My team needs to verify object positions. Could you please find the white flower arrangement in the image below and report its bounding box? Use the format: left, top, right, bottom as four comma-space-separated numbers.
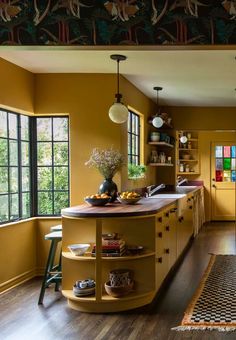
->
85, 147, 124, 179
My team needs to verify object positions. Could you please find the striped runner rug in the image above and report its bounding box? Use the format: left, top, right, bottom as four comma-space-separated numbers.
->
172, 255, 236, 332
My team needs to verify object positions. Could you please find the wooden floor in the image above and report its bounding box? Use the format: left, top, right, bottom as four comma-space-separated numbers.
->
1, 222, 236, 340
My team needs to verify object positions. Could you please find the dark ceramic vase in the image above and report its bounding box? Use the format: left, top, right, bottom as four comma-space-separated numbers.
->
99, 178, 118, 202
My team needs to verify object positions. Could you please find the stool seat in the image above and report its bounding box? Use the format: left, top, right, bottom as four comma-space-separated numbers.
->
45, 231, 62, 240
50, 224, 62, 232
38, 230, 62, 304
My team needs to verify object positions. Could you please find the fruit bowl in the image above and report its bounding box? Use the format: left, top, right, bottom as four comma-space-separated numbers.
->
117, 191, 141, 205
85, 197, 110, 206
117, 196, 141, 205
84, 193, 110, 206
104, 280, 134, 298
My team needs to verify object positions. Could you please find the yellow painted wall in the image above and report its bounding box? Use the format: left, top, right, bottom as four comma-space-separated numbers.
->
0, 219, 36, 292
168, 107, 236, 130
0, 57, 34, 114
34, 73, 156, 203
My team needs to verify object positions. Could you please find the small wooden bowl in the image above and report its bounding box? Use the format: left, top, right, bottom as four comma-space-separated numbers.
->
84, 197, 110, 206
104, 280, 134, 298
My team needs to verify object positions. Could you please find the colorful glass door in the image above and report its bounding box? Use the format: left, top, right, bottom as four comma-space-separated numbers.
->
211, 142, 236, 220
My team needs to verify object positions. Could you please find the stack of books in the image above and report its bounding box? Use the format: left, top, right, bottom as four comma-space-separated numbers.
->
92, 238, 126, 257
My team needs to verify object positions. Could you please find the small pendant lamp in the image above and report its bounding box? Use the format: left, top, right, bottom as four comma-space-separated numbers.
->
152, 86, 164, 128
108, 54, 129, 124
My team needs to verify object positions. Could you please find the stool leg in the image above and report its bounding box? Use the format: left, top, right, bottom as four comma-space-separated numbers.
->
55, 245, 62, 292
38, 240, 58, 305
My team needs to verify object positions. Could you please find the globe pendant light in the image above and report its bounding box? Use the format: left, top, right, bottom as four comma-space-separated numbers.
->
152, 86, 164, 128
108, 54, 129, 124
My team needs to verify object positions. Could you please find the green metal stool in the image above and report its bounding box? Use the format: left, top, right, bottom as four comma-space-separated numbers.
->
38, 231, 62, 304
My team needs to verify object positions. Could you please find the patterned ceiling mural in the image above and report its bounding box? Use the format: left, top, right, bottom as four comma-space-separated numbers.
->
0, 1, 236, 45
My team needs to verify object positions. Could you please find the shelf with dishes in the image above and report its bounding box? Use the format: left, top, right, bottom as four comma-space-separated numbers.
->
61, 215, 157, 312
148, 141, 174, 148
176, 131, 200, 176
149, 163, 174, 167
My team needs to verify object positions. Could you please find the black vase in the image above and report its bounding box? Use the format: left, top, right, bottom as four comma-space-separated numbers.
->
99, 178, 118, 202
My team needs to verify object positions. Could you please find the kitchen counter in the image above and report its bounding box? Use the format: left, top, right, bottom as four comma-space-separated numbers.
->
61, 185, 203, 313
62, 186, 202, 218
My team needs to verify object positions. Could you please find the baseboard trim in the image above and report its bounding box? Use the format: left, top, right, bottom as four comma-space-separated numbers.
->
0, 269, 36, 294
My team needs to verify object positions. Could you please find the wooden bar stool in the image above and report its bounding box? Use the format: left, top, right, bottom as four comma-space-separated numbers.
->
38, 231, 62, 304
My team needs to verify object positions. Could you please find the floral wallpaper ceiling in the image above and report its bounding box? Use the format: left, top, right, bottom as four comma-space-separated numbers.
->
0, 0, 236, 45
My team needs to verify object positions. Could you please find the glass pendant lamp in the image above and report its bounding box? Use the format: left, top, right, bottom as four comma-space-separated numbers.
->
108, 54, 129, 124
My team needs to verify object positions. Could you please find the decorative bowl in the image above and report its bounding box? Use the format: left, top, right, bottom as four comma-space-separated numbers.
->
182, 154, 191, 160
104, 280, 134, 298
84, 197, 110, 206
68, 243, 90, 256
117, 196, 141, 205
73, 284, 95, 297
126, 245, 144, 255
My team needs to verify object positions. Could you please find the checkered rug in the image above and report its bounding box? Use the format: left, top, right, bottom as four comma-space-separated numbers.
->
172, 255, 236, 332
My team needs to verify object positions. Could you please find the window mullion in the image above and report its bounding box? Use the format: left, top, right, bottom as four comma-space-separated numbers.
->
18, 115, 22, 218
30, 117, 37, 217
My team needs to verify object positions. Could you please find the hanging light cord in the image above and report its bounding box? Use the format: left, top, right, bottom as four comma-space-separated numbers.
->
116, 59, 121, 103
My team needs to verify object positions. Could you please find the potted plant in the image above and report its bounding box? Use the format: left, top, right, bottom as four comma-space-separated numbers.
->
128, 163, 146, 180
85, 147, 124, 201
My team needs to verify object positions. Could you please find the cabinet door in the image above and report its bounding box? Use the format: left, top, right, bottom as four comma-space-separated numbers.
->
168, 207, 177, 269
155, 213, 169, 290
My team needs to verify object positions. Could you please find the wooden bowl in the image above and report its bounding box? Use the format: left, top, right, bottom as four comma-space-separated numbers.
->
117, 196, 141, 205
104, 280, 134, 298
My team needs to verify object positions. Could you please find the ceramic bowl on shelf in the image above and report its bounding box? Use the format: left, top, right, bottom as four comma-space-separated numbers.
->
84, 197, 110, 206
73, 284, 95, 297
68, 243, 90, 256
104, 280, 134, 298
126, 245, 144, 255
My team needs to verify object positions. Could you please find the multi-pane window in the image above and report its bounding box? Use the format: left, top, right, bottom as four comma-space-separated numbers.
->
0, 109, 70, 224
0, 111, 30, 223
36, 117, 69, 215
215, 145, 236, 182
127, 111, 140, 165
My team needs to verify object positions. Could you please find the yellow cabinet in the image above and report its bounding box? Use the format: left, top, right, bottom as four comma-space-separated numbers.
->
155, 204, 177, 290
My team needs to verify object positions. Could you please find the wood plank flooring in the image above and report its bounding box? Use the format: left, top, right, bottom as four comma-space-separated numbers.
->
1, 222, 236, 340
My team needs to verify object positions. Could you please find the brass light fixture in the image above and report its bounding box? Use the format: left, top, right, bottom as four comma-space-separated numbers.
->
152, 86, 164, 128
108, 54, 129, 124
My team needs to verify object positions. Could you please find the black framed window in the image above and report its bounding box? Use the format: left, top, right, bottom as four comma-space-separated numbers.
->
36, 117, 69, 216
0, 109, 70, 224
0, 110, 31, 223
128, 110, 140, 165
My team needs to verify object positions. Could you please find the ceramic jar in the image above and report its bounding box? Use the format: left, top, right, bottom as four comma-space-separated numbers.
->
150, 132, 160, 142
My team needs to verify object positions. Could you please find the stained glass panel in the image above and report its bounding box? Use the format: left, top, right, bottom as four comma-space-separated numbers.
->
223, 158, 231, 170
231, 159, 236, 170
224, 146, 231, 158
216, 170, 223, 182
215, 158, 223, 170
215, 146, 222, 158
223, 171, 231, 181
231, 146, 236, 158
232, 171, 236, 182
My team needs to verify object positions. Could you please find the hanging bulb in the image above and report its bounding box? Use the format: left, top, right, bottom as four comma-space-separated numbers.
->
108, 54, 128, 124
109, 102, 129, 124
152, 86, 164, 128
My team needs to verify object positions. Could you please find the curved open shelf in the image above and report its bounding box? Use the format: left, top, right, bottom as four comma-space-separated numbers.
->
62, 251, 95, 261
62, 290, 96, 301
101, 251, 155, 261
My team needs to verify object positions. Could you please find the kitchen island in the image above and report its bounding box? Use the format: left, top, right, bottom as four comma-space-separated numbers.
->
61, 187, 202, 313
